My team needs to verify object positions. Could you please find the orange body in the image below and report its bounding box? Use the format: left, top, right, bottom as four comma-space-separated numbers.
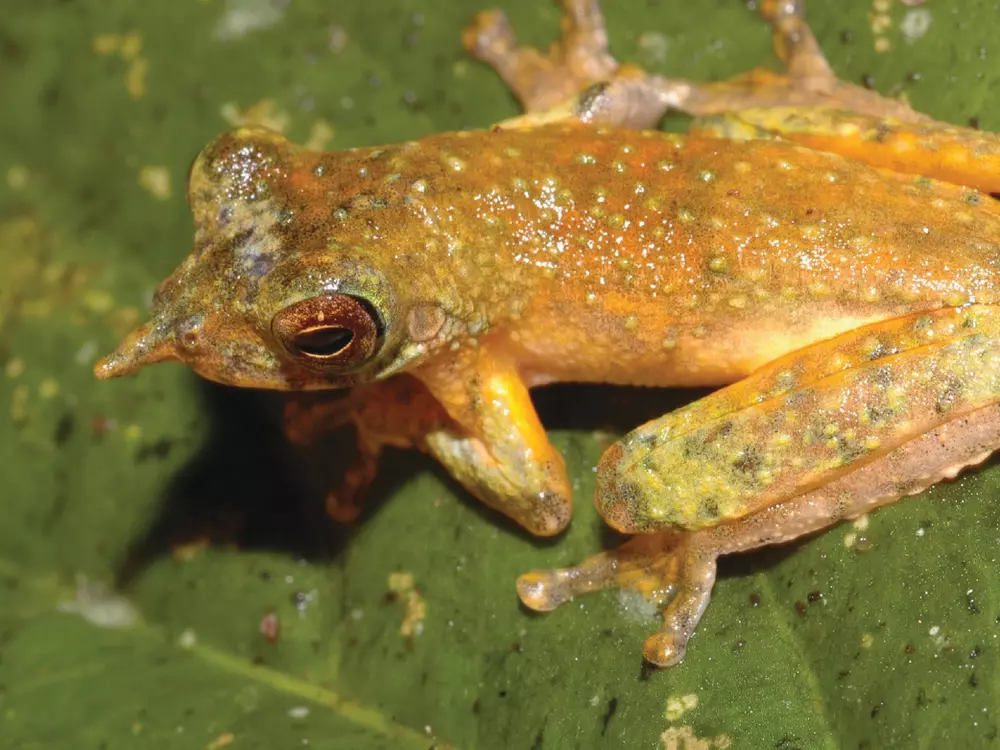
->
94, 0, 1000, 668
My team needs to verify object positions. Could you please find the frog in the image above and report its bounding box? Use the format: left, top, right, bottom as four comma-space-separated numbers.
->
94, 0, 1000, 666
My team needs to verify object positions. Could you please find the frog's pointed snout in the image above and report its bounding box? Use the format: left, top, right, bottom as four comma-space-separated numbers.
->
93, 321, 177, 380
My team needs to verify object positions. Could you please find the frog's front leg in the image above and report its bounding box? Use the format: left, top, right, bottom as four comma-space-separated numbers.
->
520, 306, 1000, 665
414, 346, 573, 536
288, 363, 572, 536
284, 377, 443, 523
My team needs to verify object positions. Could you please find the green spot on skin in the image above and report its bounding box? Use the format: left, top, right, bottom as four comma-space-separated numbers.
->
708, 256, 727, 273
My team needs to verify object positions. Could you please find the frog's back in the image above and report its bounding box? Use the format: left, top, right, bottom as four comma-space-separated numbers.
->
418, 123, 1000, 302
292, 123, 1000, 313
401, 124, 1000, 384
288, 123, 1000, 386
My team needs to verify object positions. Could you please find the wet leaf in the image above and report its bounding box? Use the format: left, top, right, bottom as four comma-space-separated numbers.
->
3, 1, 1000, 748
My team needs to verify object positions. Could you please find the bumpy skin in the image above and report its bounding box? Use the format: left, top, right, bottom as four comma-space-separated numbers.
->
95, 0, 1000, 664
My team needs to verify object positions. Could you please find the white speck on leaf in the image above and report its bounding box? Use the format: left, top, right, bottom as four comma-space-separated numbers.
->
57, 575, 139, 629
616, 588, 659, 623
178, 628, 198, 649
214, 0, 287, 42
900, 9, 932, 43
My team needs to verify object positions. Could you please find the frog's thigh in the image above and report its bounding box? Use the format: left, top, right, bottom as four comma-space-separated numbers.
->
598, 306, 1000, 535
521, 402, 1000, 666
416, 349, 572, 536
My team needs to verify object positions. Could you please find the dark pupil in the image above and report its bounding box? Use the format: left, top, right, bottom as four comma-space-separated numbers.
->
294, 327, 354, 358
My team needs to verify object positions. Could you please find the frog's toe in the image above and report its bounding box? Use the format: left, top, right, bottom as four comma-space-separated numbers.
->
643, 631, 687, 667
516, 569, 575, 611
529, 490, 573, 536
517, 544, 621, 611
462, 9, 517, 72
641, 603, 708, 667
325, 490, 364, 524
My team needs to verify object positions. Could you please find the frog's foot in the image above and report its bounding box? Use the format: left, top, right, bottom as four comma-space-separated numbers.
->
465, 0, 686, 130
463, 0, 618, 115
678, 0, 922, 122
284, 378, 452, 525
518, 532, 715, 666
759, 0, 834, 84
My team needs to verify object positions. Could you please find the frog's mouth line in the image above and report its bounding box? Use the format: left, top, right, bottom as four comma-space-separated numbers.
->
94, 321, 176, 380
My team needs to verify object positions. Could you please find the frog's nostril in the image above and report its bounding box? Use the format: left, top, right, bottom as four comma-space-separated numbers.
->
177, 315, 204, 351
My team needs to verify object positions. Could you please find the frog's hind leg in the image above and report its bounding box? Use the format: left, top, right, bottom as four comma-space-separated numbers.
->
520, 305, 1000, 666
521, 403, 1000, 666
465, 0, 930, 131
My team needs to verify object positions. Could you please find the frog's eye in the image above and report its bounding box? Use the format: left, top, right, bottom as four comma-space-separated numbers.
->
272, 294, 383, 369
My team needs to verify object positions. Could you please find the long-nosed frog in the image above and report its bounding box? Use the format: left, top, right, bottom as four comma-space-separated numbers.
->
96, 0, 1000, 665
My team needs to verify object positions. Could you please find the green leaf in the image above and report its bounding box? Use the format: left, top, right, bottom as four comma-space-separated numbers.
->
2, 0, 1000, 747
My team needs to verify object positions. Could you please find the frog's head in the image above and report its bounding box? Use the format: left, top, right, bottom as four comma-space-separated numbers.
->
94, 127, 436, 390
